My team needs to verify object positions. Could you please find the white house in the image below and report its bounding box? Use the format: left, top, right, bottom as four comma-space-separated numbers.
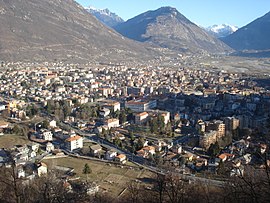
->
115, 154, 127, 164
100, 100, 121, 112
46, 142, 55, 152
0, 103, 6, 111
161, 111, 170, 125
135, 112, 149, 125
99, 108, 110, 118
17, 167, 25, 178
28, 143, 39, 152
104, 118, 119, 129
90, 144, 102, 156
171, 144, 182, 154
40, 129, 53, 141
29, 150, 36, 158
37, 162, 48, 177
49, 120, 57, 128
106, 149, 117, 160
65, 135, 83, 151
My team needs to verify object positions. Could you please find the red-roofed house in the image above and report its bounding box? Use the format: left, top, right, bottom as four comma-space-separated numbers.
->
218, 154, 227, 162
137, 146, 155, 158
115, 154, 127, 164
65, 135, 83, 151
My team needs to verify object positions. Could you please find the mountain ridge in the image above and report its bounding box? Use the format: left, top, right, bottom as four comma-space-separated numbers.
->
222, 11, 270, 50
0, 0, 160, 63
205, 24, 238, 38
85, 6, 124, 27
114, 7, 232, 54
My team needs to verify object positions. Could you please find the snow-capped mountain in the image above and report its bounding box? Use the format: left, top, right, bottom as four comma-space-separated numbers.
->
206, 24, 238, 38
85, 6, 124, 28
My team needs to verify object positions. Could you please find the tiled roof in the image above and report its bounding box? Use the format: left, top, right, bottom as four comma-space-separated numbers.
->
65, 135, 82, 142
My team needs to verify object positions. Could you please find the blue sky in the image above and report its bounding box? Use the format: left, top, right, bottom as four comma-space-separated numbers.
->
76, 0, 270, 27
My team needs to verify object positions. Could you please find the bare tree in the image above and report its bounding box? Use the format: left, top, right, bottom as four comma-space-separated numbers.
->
0, 163, 23, 203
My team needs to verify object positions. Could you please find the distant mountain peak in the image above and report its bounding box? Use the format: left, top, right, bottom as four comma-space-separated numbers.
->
158, 6, 177, 12
146, 6, 192, 24
85, 6, 124, 28
205, 24, 238, 38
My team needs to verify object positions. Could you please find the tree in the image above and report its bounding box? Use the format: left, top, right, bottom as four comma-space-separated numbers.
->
83, 163, 92, 175
119, 110, 127, 124
157, 115, 165, 132
114, 138, 122, 147
112, 109, 120, 119
208, 142, 220, 157
63, 103, 71, 119
12, 125, 21, 135
129, 130, 135, 141
217, 160, 227, 176
0, 163, 23, 203
150, 118, 158, 133
42, 120, 49, 129
127, 181, 141, 203
12, 125, 28, 137
223, 165, 270, 203
26, 104, 38, 118
155, 174, 166, 203
46, 100, 54, 114
137, 137, 145, 150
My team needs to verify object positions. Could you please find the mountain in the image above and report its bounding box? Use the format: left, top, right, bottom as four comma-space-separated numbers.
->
206, 24, 238, 38
222, 11, 270, 50
85, 6, 124, 28
0, 0, 159, 63
114, 7, 232, 54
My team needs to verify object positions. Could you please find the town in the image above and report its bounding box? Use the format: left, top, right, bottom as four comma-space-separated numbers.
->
0, 61, 270, 200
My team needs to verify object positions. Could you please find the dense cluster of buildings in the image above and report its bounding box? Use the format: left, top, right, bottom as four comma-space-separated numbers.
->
0, 62, 270, 180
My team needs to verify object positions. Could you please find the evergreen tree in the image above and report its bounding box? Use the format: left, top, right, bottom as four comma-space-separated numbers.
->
208, 142, 221, 157
83, 163, 92, 175
137, 137, 145, 150
150, 118, 158, 133
119, 110, 127, 124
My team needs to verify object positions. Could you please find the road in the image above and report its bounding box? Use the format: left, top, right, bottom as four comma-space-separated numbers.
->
62, 122, 224, 187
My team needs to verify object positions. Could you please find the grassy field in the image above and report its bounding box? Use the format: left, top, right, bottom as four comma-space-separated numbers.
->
0, 134, 30, 148
43, 157, 154, 198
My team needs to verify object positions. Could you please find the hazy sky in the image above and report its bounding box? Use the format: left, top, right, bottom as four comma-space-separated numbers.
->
76, 0, 270, 27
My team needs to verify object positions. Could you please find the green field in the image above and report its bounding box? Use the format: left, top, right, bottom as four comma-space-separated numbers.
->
43, 157, 154, 197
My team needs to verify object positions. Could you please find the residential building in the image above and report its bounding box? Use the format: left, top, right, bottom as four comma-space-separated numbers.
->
199, 131, 217, 150
90, 144, 102, 156
37, 162, 48, 177
125, 100, 156, 112
224, 117, 240, 132
104, 118, 120, 129
115, 154, 127, 164
106, 149, 117, 160
49, 120, 57, 128
99, 108, 110, 118
65, 135, 83, 151
135, 112, 149, 125
40, 129, 53, 141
